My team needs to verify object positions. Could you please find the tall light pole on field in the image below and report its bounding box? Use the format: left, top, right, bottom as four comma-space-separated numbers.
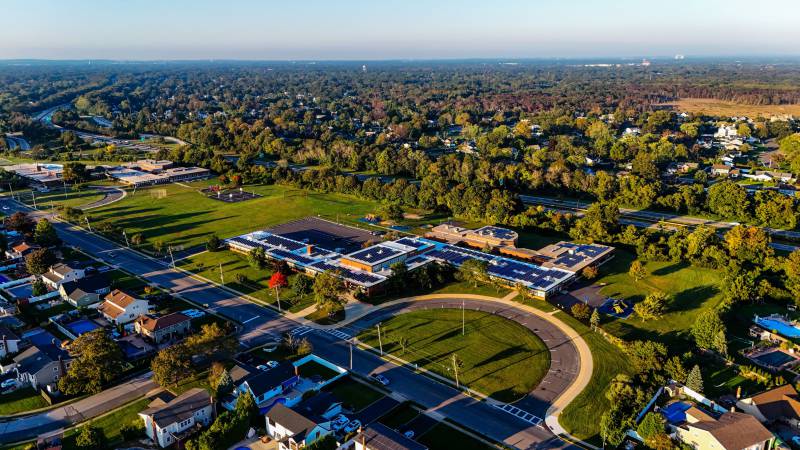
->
462, 301, 465, 336
376, 323, 383, 355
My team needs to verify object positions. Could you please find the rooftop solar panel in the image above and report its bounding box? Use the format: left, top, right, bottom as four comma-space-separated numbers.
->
395, 237, 429, 249
345, 245, 403, 264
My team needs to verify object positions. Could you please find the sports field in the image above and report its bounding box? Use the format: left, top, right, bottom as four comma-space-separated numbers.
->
84, 180, 379, 252
358, 308, 550, 402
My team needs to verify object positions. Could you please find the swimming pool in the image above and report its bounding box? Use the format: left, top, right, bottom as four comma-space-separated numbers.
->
755, 316, 800, 338
754, 350, 797, 368
660, 402, 691, 424
66, 319, 100, 336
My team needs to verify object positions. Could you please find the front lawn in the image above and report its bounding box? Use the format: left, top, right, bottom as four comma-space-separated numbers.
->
0, 387, 48, 415
326, 377, 384, 412
61, 397, 151, 449
358, 308, 550, 402
178, 249, 315, 312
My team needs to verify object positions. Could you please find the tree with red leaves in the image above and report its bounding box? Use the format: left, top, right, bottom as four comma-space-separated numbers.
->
268, 272, 288, 312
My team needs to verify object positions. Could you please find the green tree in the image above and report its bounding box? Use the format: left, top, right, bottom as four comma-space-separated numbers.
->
31, 279, 47, 297
151, 344, 192, 387
571, 303, 591, 320
457, 259, 489, 288
707, 181, 750, 220
248, 246, 267, 269
628, 260, 647, 283
58, 329, 125, 394
313, 271, 346, 314
590, 308, 601, 330
206, 234, 221, 252
291, 274, 313, 297
691, 310, 727, 353
25, 248, 56, 275
665, 355, 688, 383
74, 424, 107, 450
637, 412, 667, 443
570, 201, 619, 242
686, 365, 704, 392
779, 133, 800, 175
634, 291, 668, 321
62, 162, 89, 183
34, 219, 60, 246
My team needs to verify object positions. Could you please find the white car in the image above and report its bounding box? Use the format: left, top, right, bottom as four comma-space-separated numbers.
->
256, 365, 269, 371
331, 414, 349, 431
1, 379, 18, 389
344, 419, 362, 434
266, 360, 280, 369
371, 373, 390, 386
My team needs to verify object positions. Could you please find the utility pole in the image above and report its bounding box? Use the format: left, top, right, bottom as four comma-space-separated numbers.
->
219, 263, 224, 285
452, 354, 460, 388
462, 300, 465, 336
275, 286, 282, 312
168, 246, 175, 268
85, 216, 92, 232
8, 183, 14, 201
122, 230, 130, 247
31, 191, 36, 209
376, 323, 383, 355
349, 339, 353, 370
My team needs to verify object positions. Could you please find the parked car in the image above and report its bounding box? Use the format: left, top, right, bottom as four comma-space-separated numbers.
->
256, 365, 269, 371
344, 419, 362, 434
266, 360, 279, 369
371, 373, 390, 386
1, 379, 19, 389
331, 414, 349, 431
403, 430, 415, 439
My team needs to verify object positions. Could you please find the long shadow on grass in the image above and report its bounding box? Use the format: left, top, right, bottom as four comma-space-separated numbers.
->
670, 285, 720, 313
650, 262, 686, 277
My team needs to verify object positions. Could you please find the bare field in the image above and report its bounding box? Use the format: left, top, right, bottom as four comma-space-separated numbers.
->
660, 98, 800, 118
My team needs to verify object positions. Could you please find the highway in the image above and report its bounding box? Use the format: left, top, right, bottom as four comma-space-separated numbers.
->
520, 194, 800, 252
0, 197, 580, 449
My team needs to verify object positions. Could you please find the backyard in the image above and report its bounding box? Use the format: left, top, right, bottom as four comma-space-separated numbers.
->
0, 387, 49, 415
358, 308, 550, 402
84, 181, 380, 252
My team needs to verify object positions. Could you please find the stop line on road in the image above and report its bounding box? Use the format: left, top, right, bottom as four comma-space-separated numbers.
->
493, 403, 542, 427
322, 328, 352, 340
289, 326, 352, 341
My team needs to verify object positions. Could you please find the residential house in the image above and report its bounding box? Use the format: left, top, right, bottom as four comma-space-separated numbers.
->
5, 242, 39, 260
714, 125, 738, 139
58, 274, 111, 307
8, 344, 71, 391
139, 388, 214, 448
737, 384, 800, 428
0, 299, 16, 317
671, 406, 774, 450
295, 392, 343, 422
0, 325, 21, 358
231, 362, 299, 408
351, 423, 429, 450
265, 403, 333, 450
134, 312, 191, 344
624, 127, 641, 136
98, 289, 149, 325
711, 164, 732, 177
41, 263, 85, 289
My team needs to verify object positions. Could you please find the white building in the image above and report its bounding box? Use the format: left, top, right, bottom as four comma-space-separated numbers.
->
139, 388, 214, 448
266, 403, 333, 450
98, 289, 149, 325
41, 263, 85, 290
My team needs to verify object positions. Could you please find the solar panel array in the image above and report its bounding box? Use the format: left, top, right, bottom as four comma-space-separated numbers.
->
345, 245, 403, 264
268, 248, 316, 266
260, 234, 305, 251
394, 237, 430, 249
473, 226, 517, 240
309, 261, 385, 285
227, 236, 256, 250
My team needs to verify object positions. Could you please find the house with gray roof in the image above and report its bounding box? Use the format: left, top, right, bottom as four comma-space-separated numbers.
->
139, 388, 213, 448
8, 343, 71, 391
58, 273, 110, 307
265, 403, 333, 450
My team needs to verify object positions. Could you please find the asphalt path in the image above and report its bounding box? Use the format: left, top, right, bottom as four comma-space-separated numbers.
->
0, 197, 581, 449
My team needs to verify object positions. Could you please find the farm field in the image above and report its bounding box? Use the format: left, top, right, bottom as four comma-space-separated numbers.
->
358, 308, 550, 402
84, 181, 379, 252
660, 97, 800, 118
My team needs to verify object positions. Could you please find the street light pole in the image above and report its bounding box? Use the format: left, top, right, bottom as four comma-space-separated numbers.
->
168, 246, 175, 268
122, 230, 130, 247
219, 262, 224, 285
376, 323, 383, 355
462, 300, 465, 336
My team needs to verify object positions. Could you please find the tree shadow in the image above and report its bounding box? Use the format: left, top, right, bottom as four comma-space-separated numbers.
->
651, 262, 686, 277
670, 285, 720, 313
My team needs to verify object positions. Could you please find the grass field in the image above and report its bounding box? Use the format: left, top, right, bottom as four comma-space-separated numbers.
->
178, 249, 315, 312
358, 308, 550, 402
596, 250, 726, 348
85, 181, 379, 252
16, 187, 106, 211
556, 311, 632, 443
58, 397, 151, 449
660, 98, 800, 118
327, 377, 385, 411
0, 387, 48, 415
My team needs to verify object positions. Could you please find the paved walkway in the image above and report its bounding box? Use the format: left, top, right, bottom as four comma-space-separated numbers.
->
296, 292, 593, 442
78, 186, 127, 210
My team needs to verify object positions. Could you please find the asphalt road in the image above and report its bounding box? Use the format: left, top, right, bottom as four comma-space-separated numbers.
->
0, 197, 579, 449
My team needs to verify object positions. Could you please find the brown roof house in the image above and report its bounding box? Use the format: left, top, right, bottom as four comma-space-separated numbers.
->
98, 289, 149, 325
737, 384, 800, 428
139, 388, 213, 448
672, 407, 775, 450
135, 312, 191, 344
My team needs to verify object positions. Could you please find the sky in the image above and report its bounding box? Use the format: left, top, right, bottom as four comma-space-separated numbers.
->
2, 0, 799, 60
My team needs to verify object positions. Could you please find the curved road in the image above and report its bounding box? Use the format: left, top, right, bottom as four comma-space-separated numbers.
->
78, 186, 126, 210
340, 299, 581, 420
